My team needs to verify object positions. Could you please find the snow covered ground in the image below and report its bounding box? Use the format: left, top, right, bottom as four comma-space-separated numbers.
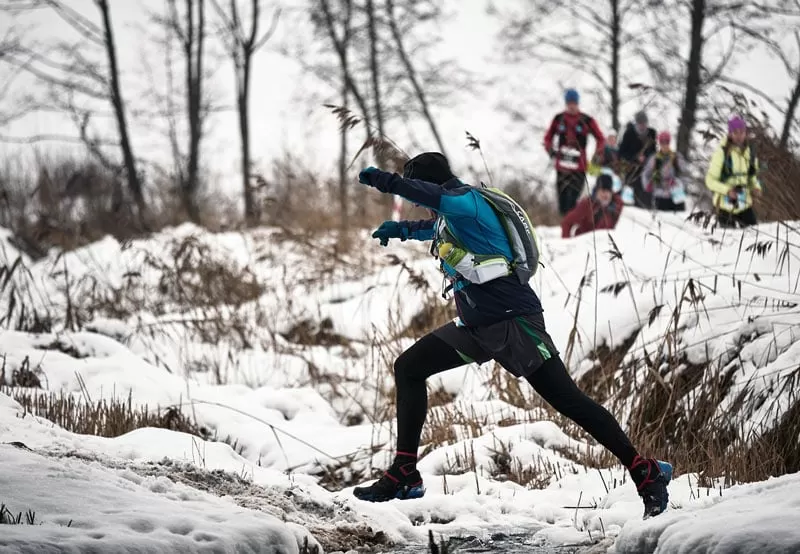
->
1, 208, 800, 553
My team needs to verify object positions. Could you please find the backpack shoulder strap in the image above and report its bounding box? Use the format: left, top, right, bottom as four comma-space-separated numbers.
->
477, 187, 541, 280
720, 141, 733, 182
578, 114, 592, 135
747, 144, 757, 177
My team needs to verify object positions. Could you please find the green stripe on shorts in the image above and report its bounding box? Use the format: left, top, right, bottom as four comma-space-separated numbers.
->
515, 316, 552, 361
456, 350, 475, 364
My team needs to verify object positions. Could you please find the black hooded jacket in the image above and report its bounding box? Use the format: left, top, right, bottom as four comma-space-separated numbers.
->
619, 122, 657, 163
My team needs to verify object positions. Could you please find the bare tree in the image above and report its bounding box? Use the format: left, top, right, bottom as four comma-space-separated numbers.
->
729, 14, 800, 150
310, 0, 461, 223
0, 0, 147, 220
209, 0, 280, 224
782, 34, 800, 149
385, 0, 446, 155
163, 0, 208, 222
365, 0, 385, 166
500, 0, 644, 131
675, 0, 706, 158
315, 0, 374, 221
641, 0, 780, 157
337, 0, 354, 230
95, 0, 146, 217
317, 0, 373, 131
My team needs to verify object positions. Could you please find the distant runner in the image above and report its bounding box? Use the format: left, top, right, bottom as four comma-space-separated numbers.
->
619, 111, 657, 208
705, 116, 762, 227
544, 89, 605, 216
642, 131, 688, 212
561, 174, 623, 238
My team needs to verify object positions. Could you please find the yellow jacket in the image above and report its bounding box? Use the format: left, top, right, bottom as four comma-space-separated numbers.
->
705, 137, 762, 214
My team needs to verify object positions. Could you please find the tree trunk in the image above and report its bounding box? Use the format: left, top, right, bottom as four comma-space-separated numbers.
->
183, 0, 196, 219
780, 70, 800, 150
339, 80, 349, 232
386, 0, 446, 156
319, 0, 372, 218
677, 0, 706, 158
609, 0, 620, 131
366, 0, 385, 164
240, 56, 255, 224
96, 0, 147, 223
184, 0, 204, 222
339, 0, 353, 232
318, 0, 372, 132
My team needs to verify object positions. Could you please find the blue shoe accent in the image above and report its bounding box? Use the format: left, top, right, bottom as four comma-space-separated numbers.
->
399, 484, 425, 500
632, 457, 672, 519
657, 461, 673, 483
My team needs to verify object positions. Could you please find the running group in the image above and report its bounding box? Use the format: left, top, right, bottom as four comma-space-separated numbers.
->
546, 89, 763, 238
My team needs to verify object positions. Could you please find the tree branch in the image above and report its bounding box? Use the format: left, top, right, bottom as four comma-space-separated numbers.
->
715, 75, 786, 114
732, 22, 798, 76
208, 0, 238, 43
46, 0, 105, 45
3, 50, 108, 98
0, 133, 119, 145
253, 6, 280, 51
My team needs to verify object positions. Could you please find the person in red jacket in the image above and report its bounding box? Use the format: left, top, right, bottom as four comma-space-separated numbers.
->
544, 88, 605, 216
561, 173, 623, 238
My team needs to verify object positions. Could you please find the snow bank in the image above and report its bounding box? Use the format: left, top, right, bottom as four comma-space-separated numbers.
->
0, 443, 310, 554
0, 393, 324, 554
612, 472, 800, 554
535, 208, 800, 432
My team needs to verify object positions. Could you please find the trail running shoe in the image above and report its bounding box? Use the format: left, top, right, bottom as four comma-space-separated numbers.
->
630, 456, 673, 519
352, 463, 425, 502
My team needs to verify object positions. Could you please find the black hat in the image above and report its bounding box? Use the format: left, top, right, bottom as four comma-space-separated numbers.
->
596, 173, 614, 191
635, 110, 648, 124
403, 152, 455, 185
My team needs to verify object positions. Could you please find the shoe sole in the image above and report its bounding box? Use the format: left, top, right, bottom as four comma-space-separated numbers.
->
353, 484, 426, 503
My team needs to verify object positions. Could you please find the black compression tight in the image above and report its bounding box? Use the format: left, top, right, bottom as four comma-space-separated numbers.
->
393, 334, 466, 457
393, 333, 638, 467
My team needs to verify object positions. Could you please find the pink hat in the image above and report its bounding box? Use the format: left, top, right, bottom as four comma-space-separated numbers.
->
657, 131, 671, 143
728, 116, 747, 133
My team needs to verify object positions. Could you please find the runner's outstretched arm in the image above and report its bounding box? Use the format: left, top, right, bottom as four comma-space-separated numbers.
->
370, 219, 435, 246
359, 168, 477, 219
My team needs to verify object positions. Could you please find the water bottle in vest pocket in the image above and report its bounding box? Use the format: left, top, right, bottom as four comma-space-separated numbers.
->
439, 242, 510, 284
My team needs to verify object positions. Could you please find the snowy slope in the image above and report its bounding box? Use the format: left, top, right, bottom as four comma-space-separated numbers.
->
0, 394, 325, 553
0, 444, 309, 554
612, 473, 800, 554
1, 209, 800, 552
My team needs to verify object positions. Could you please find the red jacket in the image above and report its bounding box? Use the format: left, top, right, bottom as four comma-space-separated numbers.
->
561, 195, 623, 238
544, 112, 605, 173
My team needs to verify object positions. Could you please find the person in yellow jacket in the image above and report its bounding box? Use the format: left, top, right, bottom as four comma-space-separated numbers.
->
705, 116, 762, 228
